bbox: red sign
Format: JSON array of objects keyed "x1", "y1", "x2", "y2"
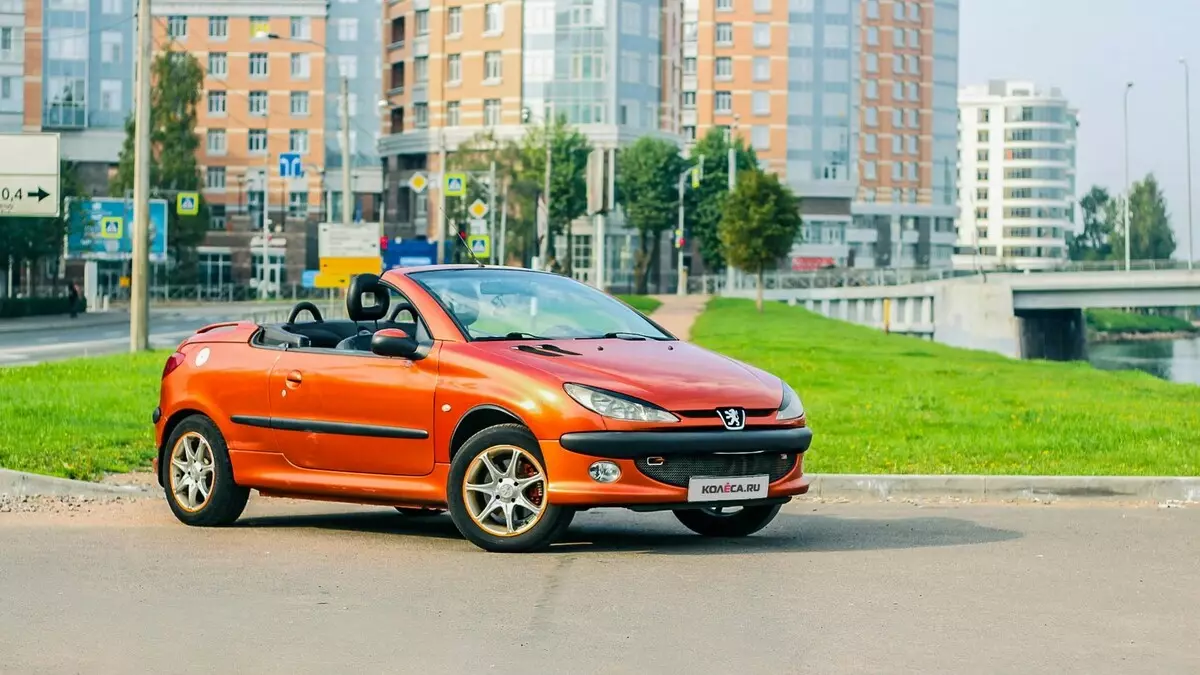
[{"x1": 791, "y1": 257, "x2": 835, "y2": 272}]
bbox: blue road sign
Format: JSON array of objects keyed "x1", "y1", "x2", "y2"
[
  {"x1": 66, "y1": 197, "x2": 170, "y2": 261},
  {"x1": 279, "y1": 153, "x2": 304, "y2": 178},
  {"x1": 301, "y1": 270, "x2": 319, "y2": 288}
]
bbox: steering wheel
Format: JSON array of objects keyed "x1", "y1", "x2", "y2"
[
  {"x1": 387, "y1": 302, "x2": 415, "y2": 322},
  {"x1": 286, "y1": 301, "x2": 324, "y2": 325}
]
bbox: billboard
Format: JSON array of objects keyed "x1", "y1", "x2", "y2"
[
  {"x1": 66, "y1": 197, "x2": 170, "y2": 261},
  {"x1": 790, "y1": 256, "x2": 836, "y2": 272}
]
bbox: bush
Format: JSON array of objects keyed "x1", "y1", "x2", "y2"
[
  {"x1": 1084, "y1": 309, "x2": 1197, "y2": 335},
  {"x1": 0, "y1": 296, "x2": 87, "y2": 319}
]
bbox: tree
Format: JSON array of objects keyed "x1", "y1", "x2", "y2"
[
  {"x1": 684, "y1": 128, "x2": 759, "y2": 272},
  {"x1": 1069, "y1": 186, "x2": 1114, "y2": 261},
  {"x1": 615, "y1": 137, "x2": 686, "y2": 293},
  {"x1": 515, "y1": 117, "x2": 591, "y2": 273},
  {"x1": 1111, "y1": 173, "x2": 1176, "y2": 261},
  {"x1": 112, "y1": 49, "x2": 209, "y2": 283},
  {"x1": 718, "y1": 170, "x2": 802, "y2": 312}
]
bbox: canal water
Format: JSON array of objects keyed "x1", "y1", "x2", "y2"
[{"x1": 1087, "y1": 337, "x2": 1200, "y2": 386}]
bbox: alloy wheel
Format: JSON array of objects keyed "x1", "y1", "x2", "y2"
[
  {"x1": 169, "y1": 431, "x2": 215, "y2": 512},
  {"x1": 462, "y1": 445, "x2": 547, "y2": 537}
]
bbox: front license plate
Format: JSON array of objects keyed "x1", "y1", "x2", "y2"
[{"x1": 687, "y1": 475, "x2": 770, "y2": 502}]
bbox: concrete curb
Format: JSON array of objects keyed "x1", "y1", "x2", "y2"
[
  {"x1": 0, "y1": 469, "x2": 153, "y2": 498},
  {"x1": 808, "y1": 474, "x2": 1200, "y2": 503}
]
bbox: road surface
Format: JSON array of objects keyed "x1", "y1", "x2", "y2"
[{"x1": 1, "y1": 496, "x2": 1196, "y2": 674}]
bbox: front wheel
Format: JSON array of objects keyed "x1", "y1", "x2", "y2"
[
  {"x1": 162, "y1": 414, "x2": 250, "y2": 527},
  {"x1": 673, "y1": 503, "x2": 782, "y2": 537},
  {"x1": 446, "y1": 424, "x2": 574, "y2": 553}
]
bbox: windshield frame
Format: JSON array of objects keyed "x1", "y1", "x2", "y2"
[{"x1": 406, "y1": 267, "x2": 678, "y2": 343}]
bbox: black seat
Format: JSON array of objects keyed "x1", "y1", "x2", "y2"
[{"x1": 335, "y1": 273, "x2": 391, "y2": 351}]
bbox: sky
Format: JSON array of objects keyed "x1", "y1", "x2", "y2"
[{"x1": 959, "y1": 0, "x2": 1200, "y2": 259}]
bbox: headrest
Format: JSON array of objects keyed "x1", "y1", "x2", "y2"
[{"x1": 347, "y1": 273, "x2": 390, "y2": 322}]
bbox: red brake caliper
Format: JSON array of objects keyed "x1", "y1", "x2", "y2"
[{"x1": 521, "y1": 461, "x2": 543, "y2": 506}]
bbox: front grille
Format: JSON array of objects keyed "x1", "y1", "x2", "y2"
[
  {"x1": 676, "y1": 408, "x2": 777, "y2": 419},
  {"x1": 635, "y1": 452, "x2": 797, "y2": 488}
]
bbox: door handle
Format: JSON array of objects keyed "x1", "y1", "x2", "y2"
[{"x1": 285, "y1": 370, "x2": 303, "y2": 387}]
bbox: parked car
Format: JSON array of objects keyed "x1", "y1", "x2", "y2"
[{"x1": 152, "y1": 265, "x2": 813, "y2": 552}]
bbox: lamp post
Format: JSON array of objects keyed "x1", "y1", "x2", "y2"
[
  {"x1": 1123, "y1": 81, "x2": 1133, "y2": 272},
  {"x1": 129, "y1": 0, "x2": 152, "y2": 351},
  {"x1": 1182, "y1": 59, "x2": 1195, "y2": 270}
]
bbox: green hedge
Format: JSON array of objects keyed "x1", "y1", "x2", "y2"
[
  {"x1": 0, "y1": 297, "x2": 87, "y2": 319},
  {"x1": 1084, "y1": 308, "x2": 1197, "y2": 335}
]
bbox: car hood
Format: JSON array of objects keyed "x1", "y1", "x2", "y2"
[{"x1": 472, "y1": 339, "x2": 783, "y2": 411}]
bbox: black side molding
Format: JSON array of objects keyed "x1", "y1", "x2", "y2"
[
  {"x1": 231, "y1": 415, "x2": 428, "y2": 440},
  {"x1": 559, "y1": 426, "x2": 813, "y2": 459}
]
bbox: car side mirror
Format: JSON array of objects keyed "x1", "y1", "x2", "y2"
[{"x1": 370, "y1": 328, "x2": 420, "y2": 358}]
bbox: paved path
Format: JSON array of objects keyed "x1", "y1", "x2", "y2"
[
  {"x1": 1, "y1": 497, "x2": 1197, "y2": 674},
  {"x1": 648, "y1": 294, "x2": 709, "y2": 340}
]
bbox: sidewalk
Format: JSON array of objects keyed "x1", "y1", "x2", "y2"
[
  {"x1": 0, "y1": 311, "x2": 130, "y2": 335},
  {"x1": 647, "y1": 294, "x2": 709, "y2": 340}
]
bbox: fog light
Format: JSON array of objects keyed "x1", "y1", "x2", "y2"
[{"x1": 588, "y1": 461, "x2": 621, "y2": 483}]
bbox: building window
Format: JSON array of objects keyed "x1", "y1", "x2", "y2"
[
  {"x1": 865, "y1": 134, "x2": 877, "y2": 153},
  {"x1": 893, "y1": 27, "x2": 903, "y2": 46},
  {"x1": 249, "y1": 53, "x2": 268, "y2": 78},
  {"x1": 100, "y1": 31, "x2": 122, "y2": 63},
  {"x1": 907, "y1": 135, "x2": 918, "y2": 154},
  {"x1": 753, "y1": 57, "x2": 770, "y2": 81},
  {"x1": 978, "y1": 108, "x2": 990, "y2": 123},
  {"x1": 715, "y1": 91, "x2": 732, "y2": 113},
  {"x1": 290, "y1": 91, "x2": 308, "y2": 116},
  {"x1": 683, "y1": 125, "x2": 696, "y2": 141},
  {"x1": 335, "y1": 18, "x2": 357, "y2": 41},
  {"x1": 866, "y1": 53, "x2": 878, "y2": 72},
  {"x1": 907, "y1": 162, "x2": 917, "y2": 181},
  {"x1": 892, "y1": 81, "x2": 903, "y2": 101},
  {"x1": 893, "y1": 54, "x2": 903, "y2": 73},
  {"x1": 248, "y1": 91, "x2": 267, "y2": 116},
  {"x1": 290, "y1": 16, "x2": 311, "y2": 40},
  {"x1": 866, "y1": 0, "x2": 879, "y2": 18},
  {"x1": 977, "y1": 129, "x2": 989, "y2": 143},
  {"x1": 484, "y1": 3, "x2": 503, "y2": 33},
  {"x1": 484, "y1": 98, "x2": 501, "y2": 126},
  {"x1": 907, "y1": 82, "x2": 918, "y2": 101},
  {"x1": 867, "y1": 27, "x2": 878, "y2": 46},
  {"x1": 447, "y1": 54, "x2": 461, "y2": 83},
  {"x1": 205, "y1": 167, "x2": 225, "y2": 189},
  {"x1": 484, "y1": 51, "x2": 502, "y2": 81},
  {"x1": 99, "y1": 80, "x2": 122, "y2": 111},
  {"x1": 101, "y1": 0, "x2": 121, "y2": 14},
  {"x1": 892, "y1": 135, "x2": 902, "y2": 154},
  {"x1": 249, "y1": 16, "x2": 269, "y2": 38},
  {"x1": 208, "y1": 52, "x2": 227, "y2": 77},
  {"x1": 909, "y1": 1, "x2": 920, "y2": 20},
  {"x1": 865, "y1": 80, "x2": 877, "y2": 99},
  {"x1": 206, "y1": 129, "x2": 226, "y2": 155},
  {"x1": 907, "y1": 55, "x2": 919, "y2": 74},
  {"x1": 716, "y1": 0, "x2": 732, "y2": 9},
  {"x1": 907, "y1": 28, "x2": 919, "y2": 48},
  {"x1": 205, "y1": 16, "x2": 226, "y2": 40},
  {"x1": 447, "y1": 7, "x2": 462, "y2": 35},
  {"x1": 413, "y1": 103, "x2": 428, "y2": 128},
  {"x1": 682, "y1": 91, "x2": 696, "y2": 109},
  {"x1": 907, "y1": 108, "x2": 919, "y2": 128},
  {"x1": 621, "y1": 51, "x2": 640, "y2": 83},
  {"x1": 894, "y1": 0, "x2": 905, "y2": 20},
  {"x1": 864, "y1": 162, "x2": 876, "y2": 180},
  {"x1": 446, "y1": 101, "x2": 460, "y2": 126},
  {"x1": 752, "y1": 91, "x2": 770, "y2": 116},
  {"x1": 753, "y1": 23, "x2": 770, "y2": 47},
  {"x1": 291, "y1": 53, "x2": 311, "y2": 79},
  {"x1": 167, "y1": 16, "x2": 187, "y2": 39},
  {"x1": 891, "y1": 162, "x2": 902, "y2": 181},
  {"x1": 683, "y1": 21, "x2": 697, "y2": 42},
  {"x1": 415, "y1": 10, "x2": 429, "y2": 36},
  {"x1": 414, "y1": 56, "x2": 428, "y2": 83},
  {"x1": 866, "y1": 107, "x2": 878, "y2": 126},
  {"x1": 207, "y1": 91, "x2": 226, "y2": 115},
  {"x1": 751, "y1": 127, "x2": 770, "y2": 150},
  {"x1": 287, "y1": 191, "x2": 308, "y2": 218},
  {"x1": 715, "y1": 57, "x2": 732, "y2": 80},
  {"x1": 248, "y1": 129, "x2": 267, "y2": 153},
  {"x1": 715, "y1": 23, "x2": 733, "y2": 45},
  {"x1": 289, "y1": 129, "x2": 308, "y2": 154},
  {"x1": 754, "y1": 0, "x2": 772, "y2": 12},
  {"x1": 621, "y1": 3, "x2": 642, "y2": 34},
  {"x1": 684, "y1": 57, "x2": 697, "y2": 75}
]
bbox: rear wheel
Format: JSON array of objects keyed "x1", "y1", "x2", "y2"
[
  {"x1": 672, "y1": 503, "x2": 782, "y2": 537},
  {"x1": 163, "y1": 415, "x2": 249, "y2": 527},
  {"x1": 447, "y1": 424, "x2": 574, "y2": 553}
]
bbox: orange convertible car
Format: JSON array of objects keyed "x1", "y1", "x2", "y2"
[{"x1": 152, "y1": 265, "x2": 813, "y2": 552}]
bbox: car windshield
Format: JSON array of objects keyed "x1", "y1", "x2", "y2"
[{"x1": 409, "y1": 268, "x2": 673, "y2": 341}]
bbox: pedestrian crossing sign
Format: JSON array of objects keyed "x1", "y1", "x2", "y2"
[
  {"x1": 99, "y1": 216, "x2": 123, "y2": 239},
  {"x1": 466, "y1": 234, "x2": 490, "y2": 258},
  {"x1": 445, "y1": 173, "x2": 467, "y2": 197},
  {"x1": 177, "y1": 192, "x2": 199, "y2": 216}
]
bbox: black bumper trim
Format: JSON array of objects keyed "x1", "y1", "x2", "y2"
[
  {"x1": 231, "y1": 415, "x2": 429, "y2": 440},
  {"x1": 559, "y1": 426, "x2": 813, "y2": 459}
]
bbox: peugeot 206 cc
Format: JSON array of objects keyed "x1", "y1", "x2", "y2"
[{"x1": 152, "y1": 266, "x2": 814, "y2": 552}]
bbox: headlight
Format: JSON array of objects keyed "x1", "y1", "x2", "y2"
[
  {"x1": 563, "y1": 383, "x2": 678, "y2": 423},
  {"x1": 777, "y1": 381, "x2": 805, "y2": 421}
]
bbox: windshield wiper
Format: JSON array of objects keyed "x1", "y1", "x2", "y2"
[
  {"x1": 475, "y1": 332, "x2": 549, "y2": 342},
  {"x1": 576, "y1": 332, "x2": 669, "y2": 341}
]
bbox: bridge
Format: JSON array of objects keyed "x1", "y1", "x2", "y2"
[{"x1": 716, "y1": 263, "x2": 1200, "y2": 361}]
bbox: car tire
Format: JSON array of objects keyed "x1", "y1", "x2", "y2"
[
  {"x1": 672, "y1": 503, "x2": 782, "y2": 537},
  {"x1": 447, "y1": 423, "x2": 574, "y2": 553},
  {"x1": 162, "y1": 414, "x2": 250, "y2": 527},
  {"x1": 394, "y1": 506, "x2": 445, "y2": 517}
]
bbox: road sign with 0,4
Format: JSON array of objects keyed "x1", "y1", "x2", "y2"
[
  {"x1": 466, "y1": 234, "x2": 490, "y2": 258},
  {"x1": 176, "y1": 192, "x2": 199, "y2": 216},
  {"x1": 444, "y1": 173, "x2": 467, "y2": 197}
]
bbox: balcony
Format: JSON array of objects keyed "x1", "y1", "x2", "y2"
[{"x1": 388, "y1": 39, "x2": 405, "y2": 52}]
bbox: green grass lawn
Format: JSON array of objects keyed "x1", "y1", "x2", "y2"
[
  {"x1": 1085, "y1": 308, "x2": 1198, "y2": 335},
  {"x1": 0, "y1": 351, "x2": 165, "y2": 480},
  {"x1": 615, "y1": 295, "x2": 663, "y2": 315},
  {"x1": 691, "y1": 298, "x2": 1200, "y2": 476}
]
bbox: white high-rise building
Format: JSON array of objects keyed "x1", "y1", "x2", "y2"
[{"x1": 956, "y1": 80, "x2": 1078, "y2": 270}]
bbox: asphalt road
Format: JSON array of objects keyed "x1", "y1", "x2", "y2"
[{"x1": 1, "y1": 496, "x2": 1196, "y2": 674}]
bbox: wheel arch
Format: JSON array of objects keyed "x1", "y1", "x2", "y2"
[{"x1": 448, "y1": 405, "x2": 529, "y2": 459}]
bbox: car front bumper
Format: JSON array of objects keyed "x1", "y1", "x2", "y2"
[{"x1": 541, "y1": 426, "x2": 813, "y2": 507}]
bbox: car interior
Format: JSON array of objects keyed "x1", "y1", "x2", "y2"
[{"x1": 254, "y1": 273, "x2": 429, "y2": 352}]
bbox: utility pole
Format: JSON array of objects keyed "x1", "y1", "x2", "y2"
[
  {"x1": 341, "y1": 76, "x2": 352, "y2": 226},
  {"x1": 1123, "y1": 82, "x2": 1133, "y2": 272},
  {"x1": 676, "y1": 173, "x2": 686, "y2": 295},
  {"x1": 1182, "y1": 59, "x2": 1195, "y2": 270},
  {"x1": 129, "y1": 0, "x2": 152, "y2": 351},
  {"x1": 435, "y1": 129, "x2": 446, "y2": 264},
  {"x1": 487, "y1": 160, "x2": 497, "y2": 264},
  {"x1": 725, "y1": 116, "x2": 740, "y2": 291},
  {"x1": 539, "y1": 110, "x2": 552, "y2": 270}
]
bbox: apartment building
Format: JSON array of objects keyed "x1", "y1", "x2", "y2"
[
  {"x1": 0, "y1": 0, "x2": 24, "y2": 132},
  {"x1": 957, "y1": 79, "x2": 1078, "y2": 270},
  {"x1": 853, "y1": 0, "x2": 958, "y2": 269},
  {"x1": 326, "y1": 0, "x2": 384, "y2": 221},
  {"x1": 379, "y1": 0, "x2": 684, "y2": 288}
]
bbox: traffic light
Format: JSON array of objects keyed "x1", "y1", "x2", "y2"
[
  {"x1": 379, "y1": 236, "x2": 389, "y2": 251},
  {"x1": 675, "y1": 228, "x2": 685, "y2": 249}
]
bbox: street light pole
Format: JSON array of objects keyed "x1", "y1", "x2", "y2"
[
  {"x1": 1182, "y1": 59, "x2": 1195, "y2": 270},
  {"x1": 1123, "y1": 82, "x2": 1134, "y2": 272},
  {"x1": 341, "y1": 76, "x2": 352, "y2": 226},
  {"x1": 129, "y1": 0, "x2": 152, "y2": 351}
]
